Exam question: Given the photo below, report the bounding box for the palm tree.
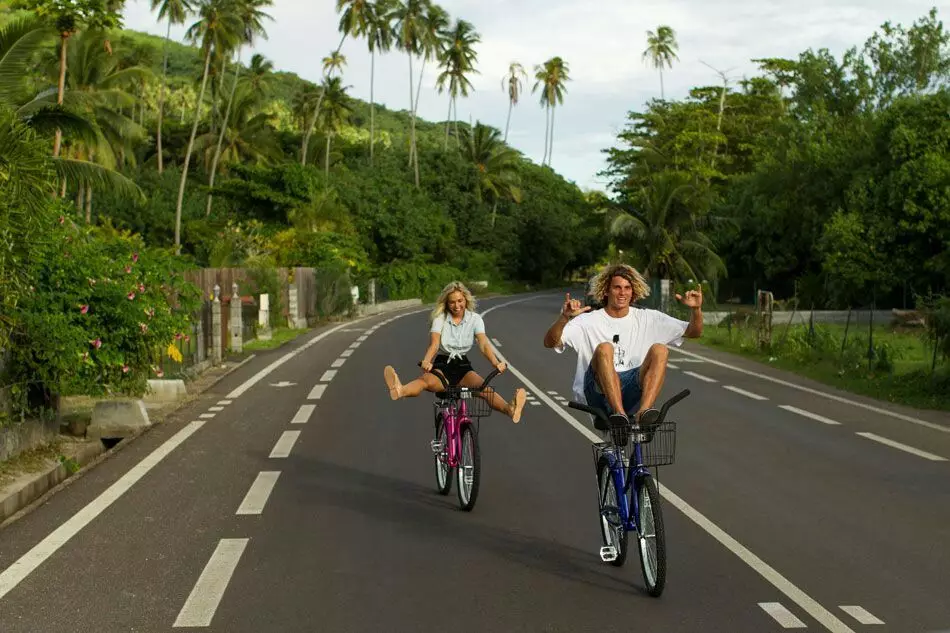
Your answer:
[532,56,569,166]
[643,25,679,100]
[364,0,393,165]
[150,0,191,174]
[174,0,242,253]
[206,0,273,216]
[322,50,347,77]
[608,172,724,282]
[390,0,426,187]
[407,2,448,173]
[316,76,351,179]
[300,0,373,166]
[459,122,522,227]
[501,61,526,142]
[435,18,478,150]
[244,52,273,94]
[195,83,280,170]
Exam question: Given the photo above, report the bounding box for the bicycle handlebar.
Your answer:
[568,388,691,426]
[417,362,501,391]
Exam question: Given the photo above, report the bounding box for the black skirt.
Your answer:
[431,353,474,386]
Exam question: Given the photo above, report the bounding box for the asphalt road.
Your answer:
[1,293,949,633]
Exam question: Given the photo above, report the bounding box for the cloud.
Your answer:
[121,0,942,191]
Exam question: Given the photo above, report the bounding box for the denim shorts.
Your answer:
[583,363,643,416]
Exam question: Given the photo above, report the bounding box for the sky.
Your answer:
[120,0,941,192]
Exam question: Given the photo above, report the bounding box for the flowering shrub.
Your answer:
[6,217,201,412]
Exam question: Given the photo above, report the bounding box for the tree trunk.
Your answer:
[660,68,665,101]
[156,18,171,173]
[491,198,498,227]
[548,104,556,166]
[206,49,242,217]
[409,56,427,168]
[453,98,460,150]
[175,46,213,255]
[369,49,376,166]
[76,182,84,213]
[443,96,452,150]
[53,34,68,158]
[504,99,513,142]
[301,32,346,166]
[407,53,419,188]
[542,104,550,166]
[325,133,331,180]
[85,186,92,224]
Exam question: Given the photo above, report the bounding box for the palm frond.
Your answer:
[0,16,55,104]
[51,157,145,203]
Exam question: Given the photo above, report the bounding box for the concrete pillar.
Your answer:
[212,285,222,364]
[660,279,672,313]
[229,282,243,354]
[368,279,376,306]
[288,283,299,329]
[258,293,272,340]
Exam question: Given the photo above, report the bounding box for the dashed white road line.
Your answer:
[208,406,224,412]
[855,432,946,462]
[759,602,807,629]
[308,385,326,400]
[546,390,558,395]
[331,358,346,368]
[340,349,354,358]
[839,606,884,625]
[173,538,249,627]
[199,413,216,419]
[349,342,360,349]
[269,431,301,459]
[779,405,841,426]
[672,347,950,434]
[684,371,718,383]
[216,400,232,406]
[667,363,679,369]
[529,401,541,406]
[357,336,367,342]
[0,421,206,600]
[291,405,315,425]
[723,385,768,401]
[236,472,280,515]
[320,370,337,382]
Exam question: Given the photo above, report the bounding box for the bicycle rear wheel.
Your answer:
[635,475,666,596]
[597,456,628,567]
[433,413,452,495]
[456,423,480,511]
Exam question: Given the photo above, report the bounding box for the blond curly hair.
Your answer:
[430,281,477,323]
[591,264,650,305]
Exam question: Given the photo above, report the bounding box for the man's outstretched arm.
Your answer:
[544,293,589,348]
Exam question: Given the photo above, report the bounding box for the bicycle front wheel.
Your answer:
[597,456,628,567]
[433,413,452,495]
[635,475,666,596]
[456,423,480,511]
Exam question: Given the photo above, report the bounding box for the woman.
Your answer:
[383,281,526,423]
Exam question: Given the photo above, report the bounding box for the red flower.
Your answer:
[127,292,135,300]
[90,338,102,349]
[79,305,89,314]
[132,252,139,263]
[122,365,130,374]
[125,265,132,274]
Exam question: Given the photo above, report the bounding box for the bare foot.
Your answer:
[384,366,403,400]
[509,388,526,423]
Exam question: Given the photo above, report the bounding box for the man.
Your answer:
[543,264,703,431]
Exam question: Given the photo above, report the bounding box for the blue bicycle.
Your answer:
[569,389,690,597]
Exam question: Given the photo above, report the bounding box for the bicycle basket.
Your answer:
[440,386,494,418]
[635,420,677,467]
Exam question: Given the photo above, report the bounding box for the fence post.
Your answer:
[259,293,272,340]
[212,285,222,364]
[368,279,376,306]
[756,290,773,350]
[230,282,243,354]
[196,305,206,364]
[660,279,671,313]
[288,281,299,329]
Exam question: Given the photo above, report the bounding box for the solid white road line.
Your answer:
[320,370,337,382]
[723,385,769,401]
[308,385,326,400]
[357,336,367,342]
[173,539,249,627]
[855,432,947,462]
[778,405,841,426]
[236,472,280,515]
[291,405,315,425]
[0,421,206,600]
[684,371,718,383]
[269,431,301,459]
[491,337,502,347]
[839,606,884,625]
[759,602,807,629]
[672,347,950,434]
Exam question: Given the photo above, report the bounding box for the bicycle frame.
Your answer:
[435,397,473,469]
[602,443,652,534]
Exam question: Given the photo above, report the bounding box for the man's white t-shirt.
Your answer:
[554,307,689,403]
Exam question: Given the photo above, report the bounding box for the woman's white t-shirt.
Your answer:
[555,307,689,403]
[430,310,486,359]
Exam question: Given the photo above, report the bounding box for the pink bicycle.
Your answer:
[425,365,500,511]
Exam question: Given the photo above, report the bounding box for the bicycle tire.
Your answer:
[433,412,452,495]
[456,423,480,511]
[635,475,666,596]
[597,456,628,567]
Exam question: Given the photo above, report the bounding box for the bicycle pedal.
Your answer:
[430,439,444,454]
[462,466,474,485]
[599,546,618,562]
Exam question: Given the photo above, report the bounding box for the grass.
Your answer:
[698,319,950,411]
[243,327,311,351]
[0,440,64,487]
